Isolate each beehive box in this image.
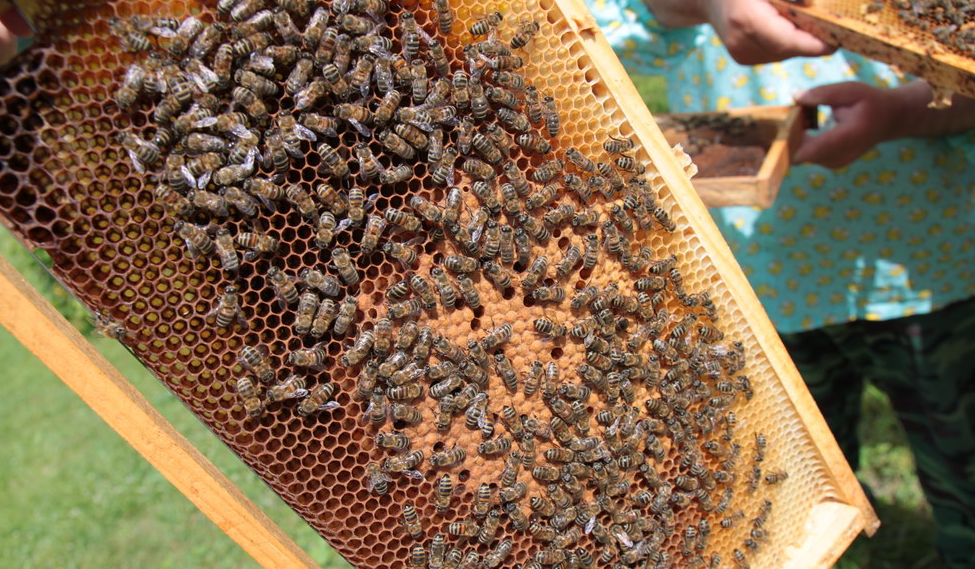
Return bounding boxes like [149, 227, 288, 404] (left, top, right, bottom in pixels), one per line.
[0, 0, 877, 567]
[771, 0, 975, 101]
[657, 106, 805, 209]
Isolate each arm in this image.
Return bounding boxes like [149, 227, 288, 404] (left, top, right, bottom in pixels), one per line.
[0, 7, 30, 65]
[793, 81, 975, 169]
[643, 0, 834, 65]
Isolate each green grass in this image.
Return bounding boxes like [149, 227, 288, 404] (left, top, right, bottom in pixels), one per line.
[631, 74, 670, 114]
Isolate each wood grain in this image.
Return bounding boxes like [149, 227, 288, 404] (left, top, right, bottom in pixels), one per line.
[0, 253, 319, 569]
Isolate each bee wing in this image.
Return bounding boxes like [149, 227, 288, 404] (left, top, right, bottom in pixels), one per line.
[125, 148, 147, 174]
[194, 116, 218, 129]
[401, 469, 424, 480]
[317, 401, 340, 412]
[196, 170, 212, 190]
[293, 123, 317, 142]
[348, 118, 373, 138]
[149, 25, 177, 38]
[615, 529, 634, 548]
[179, 165, 197, 188]
[584, 516, 597, 535]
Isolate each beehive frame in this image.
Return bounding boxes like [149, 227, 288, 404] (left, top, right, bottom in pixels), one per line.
[771, 0, 975, 100]
[0, 0, 878, 567]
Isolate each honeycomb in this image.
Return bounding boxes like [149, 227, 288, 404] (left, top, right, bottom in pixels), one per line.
[772, 0, 975, 101]
[0, 0, 865, 567]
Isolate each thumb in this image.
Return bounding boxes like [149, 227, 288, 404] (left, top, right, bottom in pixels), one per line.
[796, 82, 870, 107]
[792, 125, 855, 167]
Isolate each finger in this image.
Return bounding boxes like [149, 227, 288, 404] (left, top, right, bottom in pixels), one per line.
[759, 13, 835, 60]
[0, 21, 16, 66]
[796, 82, 872, 107]
[0, 8, 32, 38]
[792, 122, 865, 168]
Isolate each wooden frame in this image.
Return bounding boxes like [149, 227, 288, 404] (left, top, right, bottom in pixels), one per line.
[0, 253, 319, 569]
[0, 0, 878, 566]
[659, 105, 806, 209]
[770, 0, 975, 100]
[554, 1, 879, 566]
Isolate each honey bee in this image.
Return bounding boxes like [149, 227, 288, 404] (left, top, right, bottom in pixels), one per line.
[366, 462, 392, 496]
[266, 374, 309, 404]
[399, 503, 423, 539]
[532, 286, 566, 303]
[231, 85, 269, 123]
[174, 221, 215, 259]
[532, 159, 564, 184]
[534, 317, 568, 339]
[515, 132, 552, 154]
[765, 470, 789, 485]
[652, 205, 677, 232]
[496, 107, 531, 132]
[383, 240, 418, 267]
[387, 298, 422, 320]
[316, 141, 350, 179]
[233, 231, 278, 261]
[119, 132, 161, 174]
[342, 329, 375, 367]
[313, 212, 347, 249]
[614, 155, 645, 174]
[470, 11, 503, 36]
[421, 267, 456, 308]
[430, 445, 467, 468]
[235, 376, 265, 418]
[446, 519, 478, 538]
[408, 273, 437, 310]
[326, 247, 358, 286]
[510, 18, 541, 48]
[334, 295, 359, 335]
[603, 135, 635, 154]
[565, 147, 596, 173]
[484, 540, 512, 569]
[310, 299, 338, 338]
[239, 345, 273, 384]
[512, 227, 532, 268]
[379, 165, 413, 185]
[541, 96, 561, 137]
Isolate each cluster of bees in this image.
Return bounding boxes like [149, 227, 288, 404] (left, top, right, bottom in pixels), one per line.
[867, 0, 975, 55]
[657, 113, 758, 157]
[111, 0, 789, 567]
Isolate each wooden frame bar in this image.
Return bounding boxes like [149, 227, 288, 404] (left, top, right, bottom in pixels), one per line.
[553, 0, 879, 565]
[0, 253, 319, 569]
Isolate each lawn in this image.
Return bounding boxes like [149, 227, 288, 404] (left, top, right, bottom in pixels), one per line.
[0, 73, 944, 568]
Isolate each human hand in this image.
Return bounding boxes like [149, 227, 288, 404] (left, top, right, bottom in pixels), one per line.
[0, 5, 31, 65]
[793, 81, 975, 169]
[701, 0, 835, 65]
[792, 82, 898, 169]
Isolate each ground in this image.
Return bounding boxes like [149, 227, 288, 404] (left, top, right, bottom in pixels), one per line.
[0, 74, 944, 568]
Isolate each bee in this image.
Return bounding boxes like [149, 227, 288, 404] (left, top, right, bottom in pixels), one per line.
[440, 254, 477, 274]
[372, 89, 403, 127]
[119, 132, 160, 174]
[330, 247, 360, 286]
[267, 375, 309, 404]
[601, 134, 634, 154]
[375, 132, 415, 161]
[652, 205, 677, 232]
[424, 267, 457, 308]
[532, 159, 564, 184]
[440, 275, 476, 311]
[430, 445, 467, 468]
[513, 228, 532, 268]
[290, 291, 319, 336]
[520, 256, 548, 290]
[515, 132, 552, 154]
[235, 376, 265, 418]
[342, 329, 375, 367]
[496, 107, 531, 132]
[543, 96, 560, 137]
[446, 520, 478, 538]
[614, 155, 645, 174]
[189, 189, 229, 219]
[173, 221, 214, 260]
[516, 212, 551, 242]
[480, 261, 509, 291]
[765, 470, 789, 485]
[510, 19, 540, 49]
[411, 326, 434, 365]
[383, 241, 419, 268]
[565, 148, 595, 172]
[534, 317, 567, 339]
[470, 11, 503, 36]
[310, 299, 338, 338]
[478, 436, 512, 456]
[231, 86, 268, 123]
[385, 209, 423, 233]
[555, 245, 581, 277]
[400, 503, 423, 539]
[484, 539, 512, 569]
[532, 285, 565, 303]
[387, 298, 422, 320]
[300, 112, 340, 138]
[239, 345, 273, 384]
[315, 212, 348, 249]
[503, 161, 531, 196]
[334, 295, 358, 336]
[317, 142, 351, 178]
[403, 273, 434, 310]
[379, 165, 413, 185]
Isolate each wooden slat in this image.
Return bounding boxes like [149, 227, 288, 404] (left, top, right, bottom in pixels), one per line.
[0, 253, 320, 569]
[553, 0, 880, 543]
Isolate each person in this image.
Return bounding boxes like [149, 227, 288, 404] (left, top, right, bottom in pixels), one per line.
[0, 5, 29, 65]
[584, 0, 975, 566]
